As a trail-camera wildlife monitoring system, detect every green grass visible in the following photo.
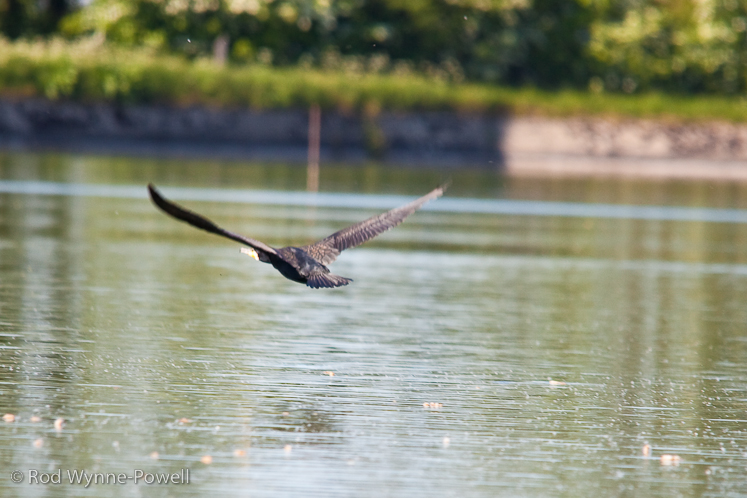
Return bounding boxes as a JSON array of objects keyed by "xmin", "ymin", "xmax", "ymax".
[{"xmin": 1, "ymin": 37, "xmax": 746, "ymax": 122}]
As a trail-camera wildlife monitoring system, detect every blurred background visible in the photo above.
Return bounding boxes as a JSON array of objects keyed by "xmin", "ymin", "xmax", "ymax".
[
  {"xmin": 3, "ymin": 0, "xmax": 747, "ymax": 94},
  {"xmin": 2, "ymin": 2, "xmax": 747, "ymax": 498},
  {"xmin": 1, "ymin": 0, "xmax": 746, "ymax": 172}
]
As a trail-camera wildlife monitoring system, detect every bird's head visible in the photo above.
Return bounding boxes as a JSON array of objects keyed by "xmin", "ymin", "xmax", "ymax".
[{"xmin": 240, "ymin": 247, "xmax": 260, "ymax": 261}]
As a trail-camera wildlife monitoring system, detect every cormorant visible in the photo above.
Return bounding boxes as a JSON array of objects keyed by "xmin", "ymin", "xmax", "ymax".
[{"xmin": 147, "ymin": 183, "xmax": 447, "ymax": 288}]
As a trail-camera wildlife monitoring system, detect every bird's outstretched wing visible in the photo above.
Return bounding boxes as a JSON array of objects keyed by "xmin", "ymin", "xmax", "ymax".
[
  {"xmin": 302, "ymin": 184, "xmax": 447, "ymax": 265},
  {"xmin": 148, "ymin": 184, "xmax": 277, "ymax": 256}
]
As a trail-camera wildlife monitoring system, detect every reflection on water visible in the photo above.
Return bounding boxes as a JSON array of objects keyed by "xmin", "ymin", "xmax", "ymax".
[
  {"xmin": 4, "ymin": 179, "xmax": 747, "ymax": 223},
  {"xmin": 1, "ymin": 151, "xmax": 747, "ymax": 497}
]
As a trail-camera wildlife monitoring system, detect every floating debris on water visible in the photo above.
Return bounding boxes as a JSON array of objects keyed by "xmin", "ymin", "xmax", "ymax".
[
  {"xmin": 322, "ymin": 371, "xmax": 335, "ymax": 376},
  {"xmin": 178, "ymin": 418, "xmax": 191, "ymax": 424},
  {"xmin": 443, "ymin": 437, "xmax": 450, "ymax": 448},
  {"xmin": 642, "ymin": 444, "xmax": 651, "ymax": 457},
  {"xmin": 660, "ymin": 454, "xmax": 681, "ymax": 466},
  {"xmin": 149, "ymin": 451, "xmax": 159, "ymax": 460},
  {"xmin": 54, "ymin": 418, "xmax": 64, "ymax": 431},
  {"xmin": 30, "ymin": 416, "xmax": 41, "ymax": 423},
  {"xmin": 282, "ymin": 412, "xmax": 290, "ymax": 417},
  {"xmin": 233, "ymin": 449, "xmax": 247, "ymax": 457},
  {"xmin": 3, "ymin": 414, "xmax": 15, "ymax": 422},
  {"xmin": 549, "ymin": 380, "xmax": 566, "ymax": 386},
  {"xmin": 284, "ymin": 444, "xmax": 292, "ymax": 454},
  {"xmin": 33, "ymin": 438, "xmax": 43, "ymax": 448},
  {"xmin": 200, "ymin": 455, "xmax": 213, "ymax": 464},
  {"xmin": 423, "ymin": 402, "xmax": 443, "ymax": 409}
]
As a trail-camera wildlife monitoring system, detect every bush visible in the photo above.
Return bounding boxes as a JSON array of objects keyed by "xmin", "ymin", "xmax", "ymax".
[{"xmin": 1, "ymin": 37, "xmax": 746, "ymax": 122}]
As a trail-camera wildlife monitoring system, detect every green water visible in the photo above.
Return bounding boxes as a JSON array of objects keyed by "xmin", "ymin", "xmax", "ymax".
[{"xmin": 1, "ymin": 151, "xmax": 747, "ymax": 497}]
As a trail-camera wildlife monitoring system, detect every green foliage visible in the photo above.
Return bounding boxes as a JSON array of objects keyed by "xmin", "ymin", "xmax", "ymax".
[
  {"xmin": 57, "ymin": 0, "xmax": 596, "ymax": 87},
  {"xmin": 0, "ymin": 0, "xmax": 75, "ymax": 38},
  {"xmin": 1, "ymin": 37, "xmax": 747, "ymax": 122},
  {"xmin": 589, "ymin": 0, "xmax": 747, "ymax": 93},
  {"xmin": 5, "ymin": 0, "xmax": 747, "ymax": 93}
]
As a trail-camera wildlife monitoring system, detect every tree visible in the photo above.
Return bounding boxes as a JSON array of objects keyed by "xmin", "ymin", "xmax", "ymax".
[{"xmin": 1, "ymin": 0, "xmax": 77, "ymax": 39}]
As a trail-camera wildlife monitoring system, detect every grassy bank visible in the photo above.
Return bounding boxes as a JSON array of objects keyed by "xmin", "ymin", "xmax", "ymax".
[{"xmin": 1, "ymin": 37, "xmax": 746, "ymax": 123}]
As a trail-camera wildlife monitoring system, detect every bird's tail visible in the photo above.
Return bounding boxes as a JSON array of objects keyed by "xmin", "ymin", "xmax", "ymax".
[{"xmin": 307, "ymin": 273, "xmax": 353, "ymax": 289}]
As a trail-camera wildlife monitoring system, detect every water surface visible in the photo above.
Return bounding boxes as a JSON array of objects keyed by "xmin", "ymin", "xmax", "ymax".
[{"xmin": 1, "ymin": 152, "xmax": 747, "ymax": 497}]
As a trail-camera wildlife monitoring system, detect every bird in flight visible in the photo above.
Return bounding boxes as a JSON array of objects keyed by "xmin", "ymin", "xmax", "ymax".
[{"xmin": 147, "ymin": 183, "xmax": 447, "ymax": 288}]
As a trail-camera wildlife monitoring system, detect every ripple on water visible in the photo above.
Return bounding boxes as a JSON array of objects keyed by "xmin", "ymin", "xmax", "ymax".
[{"xmin": 0, "ymin": 176, "xmax": 746, "ymax": 497}]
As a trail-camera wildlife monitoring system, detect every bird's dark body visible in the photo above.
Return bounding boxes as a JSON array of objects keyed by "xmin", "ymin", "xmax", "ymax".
[
  {"xmin": 147, "ymin": 183, "xmax": 446, "ymax": 288},
  {"xmin": 271, "ymin": 247, "xmax": 326, "ymax": 284}
]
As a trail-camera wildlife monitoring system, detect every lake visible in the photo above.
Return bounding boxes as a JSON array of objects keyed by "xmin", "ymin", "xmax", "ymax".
[{"xmin": 1, "ymin": 151, "xmax": 747, "ymax": 497}]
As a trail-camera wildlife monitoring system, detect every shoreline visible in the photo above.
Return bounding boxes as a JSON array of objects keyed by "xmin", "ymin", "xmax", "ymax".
[{"xmin": 1, "ymin": 98, "xmax": 746, "ymax": 180}]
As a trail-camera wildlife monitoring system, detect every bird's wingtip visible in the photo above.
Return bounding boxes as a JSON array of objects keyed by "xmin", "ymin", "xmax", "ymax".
[
  {"xmin": 147, "ymin": 183, "xmax": 165, "ymax": 204},
  {"xmin": 428, "ymin": 180, "xmax": 450, "ymax": 200}
]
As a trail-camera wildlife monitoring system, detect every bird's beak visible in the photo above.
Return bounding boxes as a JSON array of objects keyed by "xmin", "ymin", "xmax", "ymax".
[{"xmin": 240, "ymin": 247, "xmax": 260, "ymax": 261}]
